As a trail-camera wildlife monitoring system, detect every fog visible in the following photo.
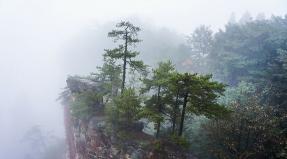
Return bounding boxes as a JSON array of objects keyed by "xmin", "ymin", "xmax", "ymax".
[{"xmin": 0, "ymin": 0, "xmax": 286, "ymax": 158}]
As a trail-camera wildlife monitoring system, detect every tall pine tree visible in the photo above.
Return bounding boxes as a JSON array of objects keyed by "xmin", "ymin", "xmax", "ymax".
[{"xmin": 104, "ymin": 21, "xmax": 146, "ymax": 93}]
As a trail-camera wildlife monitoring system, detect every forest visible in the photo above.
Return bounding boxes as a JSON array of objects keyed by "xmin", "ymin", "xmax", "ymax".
[{"xmin": 61, "ymin": 15, "xmax": 287, "ymax": 159}]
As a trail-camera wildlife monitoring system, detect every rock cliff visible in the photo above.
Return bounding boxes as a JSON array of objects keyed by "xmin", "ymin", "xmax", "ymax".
[{"xmin": 62, "ymin": 76, "xmax": 196, "ymax": 159}]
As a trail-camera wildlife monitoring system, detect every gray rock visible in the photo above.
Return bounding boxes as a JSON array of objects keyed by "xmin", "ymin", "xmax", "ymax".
[{"xmin": 66, "ymin": 76, "xmax": 102, "ymax": 93}]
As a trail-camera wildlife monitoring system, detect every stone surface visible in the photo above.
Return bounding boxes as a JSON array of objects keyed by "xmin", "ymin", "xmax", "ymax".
[{"xmin": 66, "ymin": 76, "xmax": 102, "ymax": 93}]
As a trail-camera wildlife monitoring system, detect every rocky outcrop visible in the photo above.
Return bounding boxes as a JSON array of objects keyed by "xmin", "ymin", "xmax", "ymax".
[
  {"xmin": 66, "ymin": 76, "xmax": 102, "ymax": 93},
  {"xmin": 63, "ymin": 76, "xmax": 197, "ymax": 159},
  {"xmin": 71, "ymin": 114, "xmax": 154, "ymax": 159}
]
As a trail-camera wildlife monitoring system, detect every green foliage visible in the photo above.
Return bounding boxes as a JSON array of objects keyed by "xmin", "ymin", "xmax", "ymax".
[
  {"xmin": 108, "ymin": 21, "xmax": 141, "ymax": 43},
  {"xmin": 188, "ymin": 74, "xmax": 227, "ymax": 117},
  {"xmin": 142, "ymin": 60, "xmax": 175, "ymax": 91},
  {"xmin": 95, "ymin": 56, "xmax": 122, "ymax": 98},
  {"xmin": 70, "ymin": 91, "xmax": 102, "ymax": 120},
  {"xmin": 179, "ymin": 17, "xmax": 287, "ymax": 158},
  {"xmin": 139, "ymin": 99, "xmax": 164, "ymax": 123},
  {"xmin": 218, "ymin": 81, "xmax": 256, "ymax": 105},
  {"xmin": 208, "ymin": 16, "xmax": 287, "ymax": 89},
  {"xmin": 185, "ymin": 25, "xmax": 214, "ymax": 73},
  {"xmin": 57, "ymin": 15, "xmax": 287, "ymax": 159},
  {"xmin": 202, "ymin": 85, "xmax": 286, "ymax": 159},
  {"xmin": 104, "ymin": 99, "xmax": 119, "ymax": 124},
  {"xmin": 104, "ymin": 21, "xmax": 147, "ymax": 92},
  {"xmin": 166, "ymin": 72, "xmax": 228, "ymax": 136},
  {"xmin": 265, "ymin": 48, "xmax": 287, "ymax": 111},
  {"xmin": 140, "ymin": 60, "xmax": 228, "ymax": 138},
  {"xmin": 192, "ymin": 16, "xmax": 287, "ymax": 158},
  {"xmin": 113, "ymin": 88, "xmax": 142, "ymax": 125},
  {"xmin": 141, "ymin": 60, "xmax": 176, "ymax": 137}
]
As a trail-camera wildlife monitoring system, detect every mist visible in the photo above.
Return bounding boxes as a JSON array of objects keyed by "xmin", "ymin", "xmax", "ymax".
[{"xmin": 0, "ymin": 0, "xmax": 286, "ymax": 158}]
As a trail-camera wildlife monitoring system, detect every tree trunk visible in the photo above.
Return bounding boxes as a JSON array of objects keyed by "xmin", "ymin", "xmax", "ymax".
[
  {"xmin": 121, "ymin": 30, "xmax": 128, "ymax": 94},
  {"xmin": 178, "ymin": 92, "xmax": 188, "ymax": 136},
  {"xmin": 156, "ymin": 86, "xmax": 161, "ymax": 138},
  {"xmin": 172, "ymin": 88, "xmax": 180, "ymax": 134}
]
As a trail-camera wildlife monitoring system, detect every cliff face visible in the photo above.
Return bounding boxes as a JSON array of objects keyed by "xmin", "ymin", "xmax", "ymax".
[
  {"xmin": 72, "ymin": 115, "xmax": 154, "ymax": 159},
  {"xmin": 62, "ymin": 76, "xmax": 196, "ymax": 159},
  {"xmin": 64, "ymin": 104, "xmax": 76, "ymax": 159}
]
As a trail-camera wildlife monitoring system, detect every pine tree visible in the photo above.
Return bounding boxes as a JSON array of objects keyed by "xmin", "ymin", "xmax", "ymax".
[
  {"xmin": 168, "ymin": 73, "xmax": 227, "ymax": 136},
  {"xmin": 114, "ymin": 88, "xmax": 142, "ymax": 126},
  {"xmin": 95, "ymin": 56, "xmax": 121, "ymax": 98},
  {"xmin": 186, "ymin": 25, "xmax": 213, "ymax": 73},
  {"xmin": 104, "ymin": 21, "xmax": 146, "ymax": 93},
  {"xmin": 141, "ymin": 60, "xmax": 175, "ymax": 138}
]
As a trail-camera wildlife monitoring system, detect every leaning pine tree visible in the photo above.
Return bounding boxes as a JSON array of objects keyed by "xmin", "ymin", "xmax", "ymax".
[
  {"xmin": 104, "ymin": 21, "xmax": 146, "ymax": 93},
  {"xmin": 168, "ymin": 73, "xmax": 228, "ymax": 136}
]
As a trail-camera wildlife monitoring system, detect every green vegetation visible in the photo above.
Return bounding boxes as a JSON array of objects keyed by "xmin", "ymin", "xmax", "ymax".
[
  {"xmin": 141, "ymin": 60, "xmax": 176, "ymax": 138},
  {"xmin": 63, "ymin": 16, "xmax": 287, "ymax": 158},
  {"xmin": 104, "ymin": 21, "xmax": 147, "ymax": 93},
  {"xmin": 70, "ymin": 91, "xmax": 103, "ymax": 120},
  {"xmin": 65, "ymin": 21, "xmax": 228, "ymax": 151},
  {"xmin": 203, "ymin": 86, "xmax": 284, "ymax": 158},
  {"xmin": 113, "ymin": 88, "xmax": 142, "ymax": 125},
  {"xmin": 183, "ymin": 15, "xmax": 287, "ymax": 158}
]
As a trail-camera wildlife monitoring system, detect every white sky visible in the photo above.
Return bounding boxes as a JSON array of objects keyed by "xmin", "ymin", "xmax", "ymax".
[
  {"xmin": 1, "ymin": 0, "xmax": 287, "ymax": 33},
  {"xmin": 0, "ymin": 0, "xmax": 286, "ymax": 158}
]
